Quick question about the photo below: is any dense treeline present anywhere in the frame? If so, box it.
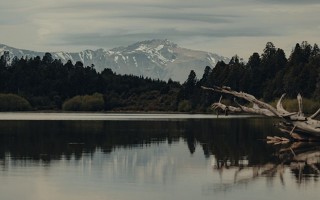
[179,41,320,112]
[0,52,180,111]
[0,41,319,112]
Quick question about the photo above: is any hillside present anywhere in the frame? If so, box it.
[0,39,229,82]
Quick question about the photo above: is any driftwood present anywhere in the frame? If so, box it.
[202,86,320,140]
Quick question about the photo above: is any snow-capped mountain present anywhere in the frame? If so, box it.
[0,39,229,82]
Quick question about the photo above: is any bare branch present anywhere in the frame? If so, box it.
[202,85,320,139]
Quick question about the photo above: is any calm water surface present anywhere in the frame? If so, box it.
[0,113,319,200]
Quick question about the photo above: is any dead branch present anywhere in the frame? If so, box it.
[202,86,320,139]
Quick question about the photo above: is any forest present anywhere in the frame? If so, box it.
[0,41,319,112]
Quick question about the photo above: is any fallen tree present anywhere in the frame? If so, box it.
[202,86,320,141]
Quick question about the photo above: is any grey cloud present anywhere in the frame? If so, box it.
[0,19,25,25]
[51,32,176,48]
[118,13,238,24]
[45,1,225,23]
[254,0,320,4]
[0,12,28,25]
[48,1,195,12]
[53,25,282,49]
[2,0,320,60]
[50,0,220,10]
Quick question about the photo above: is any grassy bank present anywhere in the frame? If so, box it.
[270,97,320,114]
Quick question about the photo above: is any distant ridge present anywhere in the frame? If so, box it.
[0,39,229,82]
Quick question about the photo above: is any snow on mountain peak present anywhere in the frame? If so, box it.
[0,40,229,82]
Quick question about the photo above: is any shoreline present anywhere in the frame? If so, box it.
[0,112,260,121]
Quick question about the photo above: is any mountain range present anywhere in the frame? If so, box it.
[0,39,229,82]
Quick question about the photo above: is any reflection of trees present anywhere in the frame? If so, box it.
[0,120,182,162]
[277,142,320,183]
[0,118,279,162]
[1,117,319,189]
[176,118,320,190]
[0,117,286,166]
[207,142,320,192]
[3,117,319,186]
[182,118,278,163]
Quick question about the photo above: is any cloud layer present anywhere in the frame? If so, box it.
[1,0,320,59]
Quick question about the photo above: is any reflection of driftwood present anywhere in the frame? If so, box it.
[278,142,320,183]
[209,142,320,192]
[202,86,320,140]
[266,136,290,144]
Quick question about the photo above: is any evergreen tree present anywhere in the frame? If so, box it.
[207,61,227,87]
[311,43,320,57]
[198,66,211,86]
[178,70,199,109]
[247,52,260,70]
[0,51,10,68]
[246,52,261,97]
[42,52,53,64]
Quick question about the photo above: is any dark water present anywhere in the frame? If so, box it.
[0,114,319,200]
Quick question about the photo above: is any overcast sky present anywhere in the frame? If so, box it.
[1,0,320,59]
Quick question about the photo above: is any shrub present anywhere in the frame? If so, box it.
[0,94,32,111]
[178,100,192,112]
[62,93,104,111]
[62,96,82,111]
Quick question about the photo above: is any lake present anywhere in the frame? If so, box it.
[0,113,319,200]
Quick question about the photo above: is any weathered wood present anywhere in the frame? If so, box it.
[202,86,320,140]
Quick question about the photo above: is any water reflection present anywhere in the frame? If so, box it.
[276,142,320,182]
[0,118,276,162]
[209,142,320,193]
[0,117,319,200]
